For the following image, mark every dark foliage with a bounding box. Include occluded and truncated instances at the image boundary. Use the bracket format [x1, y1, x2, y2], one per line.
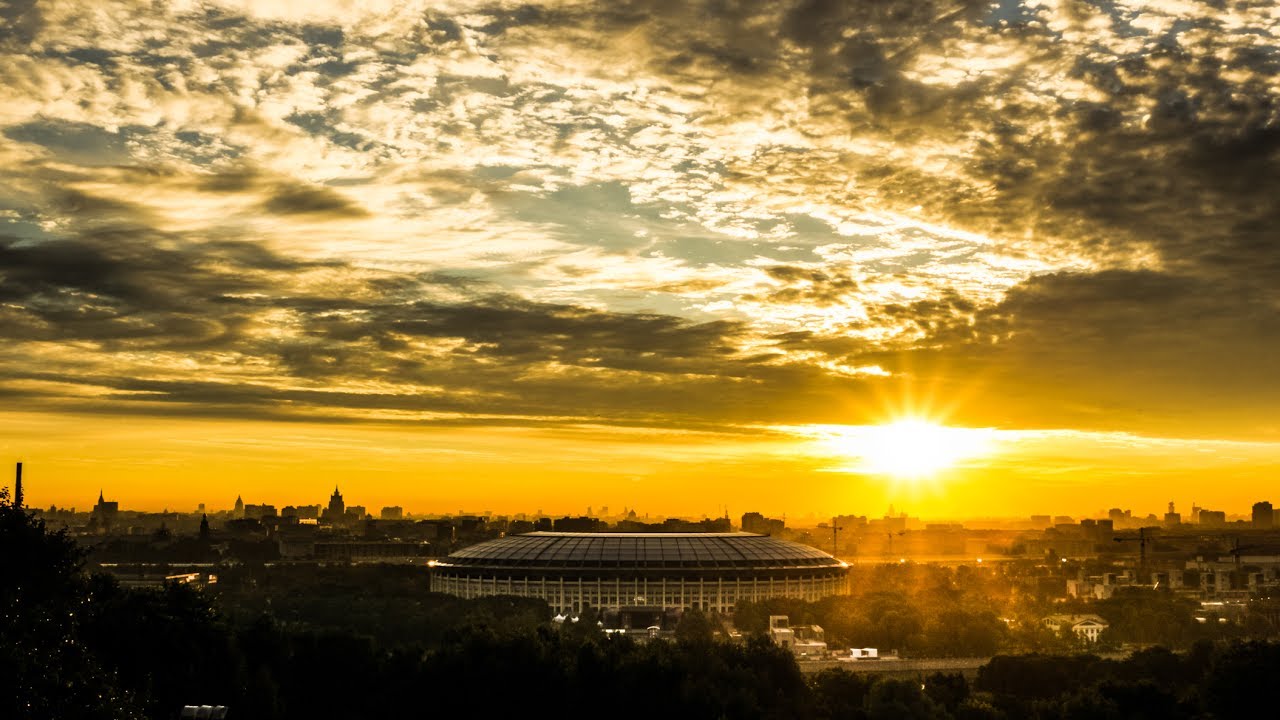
[5, 496, 1280, 719]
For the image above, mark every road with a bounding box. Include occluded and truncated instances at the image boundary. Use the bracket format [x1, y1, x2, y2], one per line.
[798, 657, 990, 677]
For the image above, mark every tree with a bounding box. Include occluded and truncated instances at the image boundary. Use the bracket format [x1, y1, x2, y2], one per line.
[675, 607, 715, 644]
[0, 489, 145, 719]
[865, 678, 950, 720]
[924, 672, 970, 713]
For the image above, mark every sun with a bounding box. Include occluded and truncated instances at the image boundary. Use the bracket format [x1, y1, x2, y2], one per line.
[860, 420, 984, 477]
[804, 419, 994, 479]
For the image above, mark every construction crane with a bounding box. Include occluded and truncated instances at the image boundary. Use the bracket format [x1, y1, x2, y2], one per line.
[885, 530, 906, 559]
[1113, 527, 1150, 567]
[1220, 536, 1261, 570]
[830, 516, 844, 558]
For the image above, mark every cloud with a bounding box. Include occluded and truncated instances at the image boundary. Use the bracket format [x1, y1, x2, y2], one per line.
[259, 181, 369, 217]
[0, 0, 1277, 439]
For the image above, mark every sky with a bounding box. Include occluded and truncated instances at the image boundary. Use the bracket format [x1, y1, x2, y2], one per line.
[2, 0, 1279, 518]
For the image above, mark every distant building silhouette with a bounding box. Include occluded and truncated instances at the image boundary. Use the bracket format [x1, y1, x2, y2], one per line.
[92, 489, 119, 531]
[322, 486, 346, 523]
[380, 506, 404, 520]
[244, 503, 277, 519]
[741, 512, 785, 535]
[13, 462, 22, 508]
[1199, 509, 1226, 527]
[1253, 501, 1274, 529]
[553, 516, 602, 532]
[233, 495, 244, 519]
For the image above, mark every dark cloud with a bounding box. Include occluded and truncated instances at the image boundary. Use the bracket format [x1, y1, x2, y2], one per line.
[0, 229, 315, 348]
[259, 181, 369, 218]
[0, 220, 880, 429]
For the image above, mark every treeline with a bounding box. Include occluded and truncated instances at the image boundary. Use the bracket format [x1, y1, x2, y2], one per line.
[5, 494, 1280, 720]
[211, 564, 549, 648]
[972, 643, 1280, 719]
[735, 594, 1009, 657]
[734, 563, 1253, 655]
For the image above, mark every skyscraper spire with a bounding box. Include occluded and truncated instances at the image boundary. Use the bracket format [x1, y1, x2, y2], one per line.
[98, 488, 105, 504]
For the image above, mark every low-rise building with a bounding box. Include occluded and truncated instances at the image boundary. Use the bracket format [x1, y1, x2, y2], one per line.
[1043, 614, 1109, 643]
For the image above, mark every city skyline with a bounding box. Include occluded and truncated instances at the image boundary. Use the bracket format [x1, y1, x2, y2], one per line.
[16, 462, 1278, 526]
[3, 1, 1280, 515]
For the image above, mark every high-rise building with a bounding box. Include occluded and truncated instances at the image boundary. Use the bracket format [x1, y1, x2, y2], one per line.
[233, 495, 244, 519]
[244, 504, 277, 519]
[1199, 510, 1226, 527]
[322, 487, 347, 523]
[380, 506, 404, 520]
[741, 511, 785, 535]
[93, 489, 119, 530]
[13, 462, 22, 508]
[1253, 501, 1274, 529]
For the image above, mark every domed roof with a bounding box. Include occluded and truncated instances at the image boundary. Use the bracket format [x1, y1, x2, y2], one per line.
[440, 532, 844, 571]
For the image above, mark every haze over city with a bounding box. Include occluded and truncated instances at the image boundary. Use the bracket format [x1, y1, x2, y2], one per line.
[3, 0, 1280, 516]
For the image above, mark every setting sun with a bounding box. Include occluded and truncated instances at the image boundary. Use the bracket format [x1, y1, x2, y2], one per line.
[798, 420, 996, 480]
[861, 420, 991, 478]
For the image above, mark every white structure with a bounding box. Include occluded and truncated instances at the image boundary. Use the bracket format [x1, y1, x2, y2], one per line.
[1043, 614, 1109, 643]
[769, 615, 828, 658]
[768, 615, 795, 648]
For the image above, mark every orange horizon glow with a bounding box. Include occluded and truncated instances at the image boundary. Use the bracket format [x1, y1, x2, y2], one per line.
[6, 410, 1280, 521]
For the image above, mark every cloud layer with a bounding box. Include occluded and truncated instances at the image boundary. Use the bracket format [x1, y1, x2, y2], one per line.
[1, 0, 1278, 439]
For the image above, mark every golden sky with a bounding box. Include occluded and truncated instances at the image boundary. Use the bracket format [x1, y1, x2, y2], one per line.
[2, 0, 1279, 517]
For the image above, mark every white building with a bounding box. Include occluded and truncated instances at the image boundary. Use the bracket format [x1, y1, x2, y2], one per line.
[1043, 613, 1109, 643]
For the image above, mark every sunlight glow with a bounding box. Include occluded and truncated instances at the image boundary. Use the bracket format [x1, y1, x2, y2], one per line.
[802, 419, 996, 479]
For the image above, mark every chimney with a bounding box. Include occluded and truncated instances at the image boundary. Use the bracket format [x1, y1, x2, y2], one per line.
[14, 462, 22, 508]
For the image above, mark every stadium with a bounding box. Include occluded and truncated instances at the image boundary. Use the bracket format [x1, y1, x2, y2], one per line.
[429, 532, 849, 614]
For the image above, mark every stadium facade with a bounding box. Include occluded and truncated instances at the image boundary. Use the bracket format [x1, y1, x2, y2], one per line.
[429, 532, 848, 614]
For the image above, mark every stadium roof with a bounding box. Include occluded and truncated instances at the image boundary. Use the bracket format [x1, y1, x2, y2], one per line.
[440, 532, 844, 571]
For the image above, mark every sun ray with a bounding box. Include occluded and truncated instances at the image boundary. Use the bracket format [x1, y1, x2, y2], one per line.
[797, 418, 997, 482]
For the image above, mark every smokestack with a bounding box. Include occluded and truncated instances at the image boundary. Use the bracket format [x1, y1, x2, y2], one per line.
[14, 462, 22, 508]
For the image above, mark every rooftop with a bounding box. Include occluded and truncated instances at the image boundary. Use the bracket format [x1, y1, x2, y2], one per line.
[440, 531, 846, 571]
